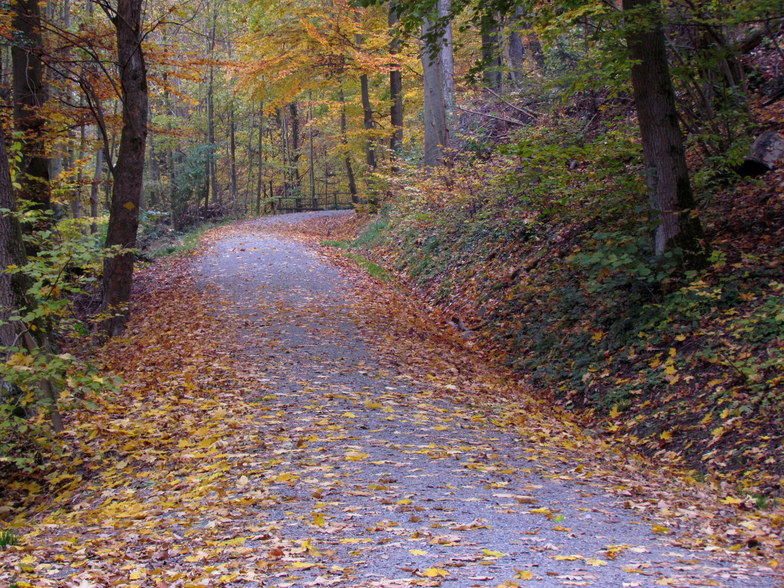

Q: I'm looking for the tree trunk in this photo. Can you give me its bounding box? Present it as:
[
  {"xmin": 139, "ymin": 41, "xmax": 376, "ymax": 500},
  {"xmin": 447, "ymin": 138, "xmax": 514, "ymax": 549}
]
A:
[
  {"xmin": 0, "ymin": 124, "xmax": 63, "ymax": 432},
  {"xmin": 0, "ymin": 127, "xmax": 31, "ymax": 349},
  {"xmin": 623, "ymin": 0, "xmax": 707, "ymax": 268},
  {"xmin": 206, "ymin": 8, "xmax": 218, "ymax": 210},
  {"xmin": 481, "ymin": 12, "xmax": 503, "ymax": 92},
  {"xmin": 11, "ymin": 0, "xmax": 50, "ymax": 213},
  {"xmin": 421, "ymin": 19, "xmax": 448, "ymax": 167},
  {"xmin": 388, "ymin": 3, "xmax": 404, "ymax": 155},
  {"xmin": 90, "ymin": 147, "xmax": 102, "ymax": 234},
  {"xmin": 308, "ymin": 93, "xmax": 317, "ymax": 208},
  {"xmin": 438, "ymin": 0, "xmax": 455, "ymax": 112},
  {"xmin": 360, "ymin": 74, "xmax": 377, "ymax": 169},
  {"xmin": 101, "ymin": 0, "xmax": 149, "ymax": 337},
  {"xmin": 339, "ymin": 88, "xmax": 358, "ymax": 204},
  {"xmin": 257, "ymin": 103, "xmax": 265, "ymax": 214},
  {"xmin": 289, "ymin": 101, "xmax": 301, "ymax": 208}
]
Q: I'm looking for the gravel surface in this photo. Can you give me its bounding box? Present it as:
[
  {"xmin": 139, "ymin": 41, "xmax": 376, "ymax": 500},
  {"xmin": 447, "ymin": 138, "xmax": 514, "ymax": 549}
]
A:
[{"xmin": 195, "ymin": 211, "xmax": 780, "ymax": 588}]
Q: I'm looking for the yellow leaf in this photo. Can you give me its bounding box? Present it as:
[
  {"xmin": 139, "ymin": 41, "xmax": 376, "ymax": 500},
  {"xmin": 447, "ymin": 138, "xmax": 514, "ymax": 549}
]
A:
[
  {"xmin": 515, "ymin": 569, "xmax": 535, "ymax": 580},
  {"xmin": 675, "ymin": 334, "xmax": 686, "ymax": 341},
  {"xmin": 397, "ymin": 498, "xmax": 413, "ymax": 505},
  {"xmin": 664, "ymin": 364, "xmax": 677, "ymax": 376},
  {"xmin": 530, "ymin": 507, "xmax": 552, "ymax": 514},
  {"xmin": 586, "ymin": 558, "xmax": 608, "ymax": 566},
  {"xmin": 20, "ymin": 555, "xmax": 36, "ymax": 565},
  {"xmin": 722, "ymin": 496, "xmax": 742, "ymax": 505},
  {"xmin": 123, "ymin": 201, "xmax": 136, "ymax": 210},
  {"xmin": 433, "ymin": 425, "xmax": 449, "ymax": 431},
  {"xmin": 345, "ymin": 451, "xmax": 370, "ymax": 461},
  {"xmin": 652, "ymin": 524, "xmax": 670, "ymax": 534},
  {"xmin": 609, "ymin": 404, "xmax": 621, "ymax": 419},
  {"xmin": 364, "ymin": 401, "xmax": 382, "ymax": 408},
  {"xmin": 220, "ymin": 537, "xmax": 247, "ymax": 546},
  {"xmin": 660, "ymin": 430, "xmax": 673, "ymax": 442},
  {"xmin": 552, "ymin": 555, "xmax": 582, "ymax": 561},
  {"xmin": 342, "ymin": 411, "xmax": 357, "ymax": 418},
  {"xmin": 129, "ymin": 570, "xmax": 145, "ymax": 580},
  {"xmin": 409, "ymin": 549, "xmax": 429, "ymax": 556},
  {"xmin": 312, "ymin": 513, "xmax": 326, "ymax": 527},
  {"xmin": 274, "ymin": 472, "xmax": 298, "ymax": 483},
  {"xmin": 482, "ymin": 549, "xmax": 506, "ymax": 558},
  {"xmin": 552, "ymin": 525, "xmax": 571, "ymax": 532},
  {"xmin": 423, "ymin": 567, "xmax": 449, "ymax": 577}
]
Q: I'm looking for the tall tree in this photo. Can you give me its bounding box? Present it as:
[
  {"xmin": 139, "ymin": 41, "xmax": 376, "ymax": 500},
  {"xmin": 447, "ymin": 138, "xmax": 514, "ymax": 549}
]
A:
[
  {"xmin": 100, "ymin": 0, "xmax": 149, "ymax": 336},
  {"xmin": 388, "ymin": 2, "xmax": 404, "ymax": 154},
  {"xmin": 11, "ymin": 0, "xmax": 50, "ymax": 213},
  {"xmin": 0, "ymin": 123, "xmax": 63, "ymax": 432},
  {"xmin": 421, "ymin": 15, "xmax": 448, "ymax": 167},
  {"xmin": 622, "ymin": 0, "xmax": 707, "ymax": 267}
]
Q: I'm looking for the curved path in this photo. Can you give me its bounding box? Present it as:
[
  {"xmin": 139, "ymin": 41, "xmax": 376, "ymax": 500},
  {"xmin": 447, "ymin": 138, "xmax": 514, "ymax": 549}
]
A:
[{"xmin": 194, "ymin": 212, "xmax": 779, "ymax": 587}]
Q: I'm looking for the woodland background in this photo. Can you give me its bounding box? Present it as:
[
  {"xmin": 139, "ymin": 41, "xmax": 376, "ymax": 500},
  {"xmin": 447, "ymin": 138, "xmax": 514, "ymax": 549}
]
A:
[{"xmin": 0, "ymin": 0, "xmax": 782, "ymax": 521}]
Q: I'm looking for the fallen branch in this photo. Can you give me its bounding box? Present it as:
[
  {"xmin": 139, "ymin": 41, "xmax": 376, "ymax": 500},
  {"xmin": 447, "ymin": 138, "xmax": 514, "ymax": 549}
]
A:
[{"xmin": 455, "ymin": 106, "xmax": 528, "ymax": 127}]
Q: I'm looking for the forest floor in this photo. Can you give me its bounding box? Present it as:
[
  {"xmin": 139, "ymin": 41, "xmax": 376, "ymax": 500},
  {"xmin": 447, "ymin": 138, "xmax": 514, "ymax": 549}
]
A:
[{"xmin": 1, "ymin": 211, "xmax": 782, "ymax": 587}]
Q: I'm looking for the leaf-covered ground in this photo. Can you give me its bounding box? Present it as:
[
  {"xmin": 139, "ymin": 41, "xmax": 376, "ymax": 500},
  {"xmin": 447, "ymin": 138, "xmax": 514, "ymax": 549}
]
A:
[{"xmin": 1, "ymin": 212, "xmax": 781, "ymax": 587}]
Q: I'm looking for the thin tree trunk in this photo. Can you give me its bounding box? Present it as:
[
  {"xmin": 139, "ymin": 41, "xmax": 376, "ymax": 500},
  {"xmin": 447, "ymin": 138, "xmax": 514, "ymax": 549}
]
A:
[
  {"xmin": 308, "ymin": 93, "xmax": 316, "ymax": 209},
  {"xmin": 206, "ymin": 8, "xmax": 218, "ymax": 210},
  {"xmin": 90, "ymin": 147, "xmax": 102, "ymax": 234},
  {"xmin": 101, "ymin": 0, "xmax": 149, "ymax": 337},
  {"xmin": 289, "ymin": 101, "xmax": 301, "ymax": 209},
  {"xmin": 360, "ymin": 74, "xmax": 376, "ymax": 169},
  {"xmin": 338, "ymin": 88, "xmax": 359, "ymax": 204},
  {"xmin": 388, "ymin": 3, "xmax": 404, "ymax": 155},
  {"xmin": 623, "ymin": 0, "xmax": 707, "ymax": 268},
  {"xmin": 257, "ymin": 103, "xmax": 265, "ymax": 215}
]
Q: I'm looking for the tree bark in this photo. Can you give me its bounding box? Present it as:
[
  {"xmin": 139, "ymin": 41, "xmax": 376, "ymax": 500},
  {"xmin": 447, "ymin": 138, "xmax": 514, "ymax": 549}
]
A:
[
  {"xmin": 623, "ymin": 0, "xmax": 707, "ymax": 268},
  {"xmin": 11, "ymin": 0, "xmax": 51, "ymax": 213},
  {"xmin": 101, "ymin": 0, "xmax": 149, "ymax": 337},
  {"xmin": 339, "ymin": 88, "xmax": 358, "ymax": 204},
  {"xmin": 0, "ymin": 128, "xmax": 30, "ymax": 349},
  {"xmin": 0, "ymin": 124, "xmax": 63, "ymax": 432},
  {"xmin": 438, "ymin": 0, "xmax": 455, "ymax": 113},
  {"xmin": 480, "ymin": 12, "xmax": 503, "ymax": 92},
  {"xmin": 421, "ymin": 18, "xmax": 448, "ymax": 167},
  {"xmin": 289, "ymin": 101, "xmax": 301, "ymax": 208},
  {"xmin": 388, "ymin": 3, "xmax": 404, "ymax": 155},
  {"xmin": 205, "ymin": 6, "xmax": 218, "ymax": 210},
  {"xmin": 360, "ymin": 73, "xmax": 376, "ymax": 169}
]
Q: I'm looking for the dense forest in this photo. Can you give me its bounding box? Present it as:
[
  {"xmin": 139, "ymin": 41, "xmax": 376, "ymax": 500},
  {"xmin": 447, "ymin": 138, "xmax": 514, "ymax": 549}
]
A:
[{"xmin": 0, "ymin": 0, "xmax": 783, "ymax": 547}]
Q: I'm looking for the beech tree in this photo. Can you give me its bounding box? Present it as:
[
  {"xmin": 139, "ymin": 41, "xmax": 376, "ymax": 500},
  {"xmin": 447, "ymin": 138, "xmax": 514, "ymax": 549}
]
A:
[
  {"xmin": 99, "ymin": 0, "xmax": 149, "ymax": 336},
  {"xmin": 421, "ymin": 16, "xmax": 449, "ymax": 167},
  {"xmin": 622, "ymin": 0, "xmax": 708, "ymax": 267}
]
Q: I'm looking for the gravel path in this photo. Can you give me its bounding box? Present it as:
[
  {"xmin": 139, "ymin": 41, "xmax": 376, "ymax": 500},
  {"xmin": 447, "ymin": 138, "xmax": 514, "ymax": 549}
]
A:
[{"xmin": 195, "ymin": 211, "xmax": 780, "ymax": 588}]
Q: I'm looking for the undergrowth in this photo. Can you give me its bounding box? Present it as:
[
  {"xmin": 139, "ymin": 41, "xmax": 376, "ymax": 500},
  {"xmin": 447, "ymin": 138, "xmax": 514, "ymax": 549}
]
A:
[{"xmin": 355, "ymin": 115, "xmax": 784, "ymax": 497}]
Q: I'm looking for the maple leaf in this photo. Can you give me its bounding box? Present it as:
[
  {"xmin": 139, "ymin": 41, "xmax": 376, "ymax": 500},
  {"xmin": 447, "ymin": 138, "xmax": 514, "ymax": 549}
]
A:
[{"xmin": 422, "ymin": 567, "xmax": 449, "ymax": 577}]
